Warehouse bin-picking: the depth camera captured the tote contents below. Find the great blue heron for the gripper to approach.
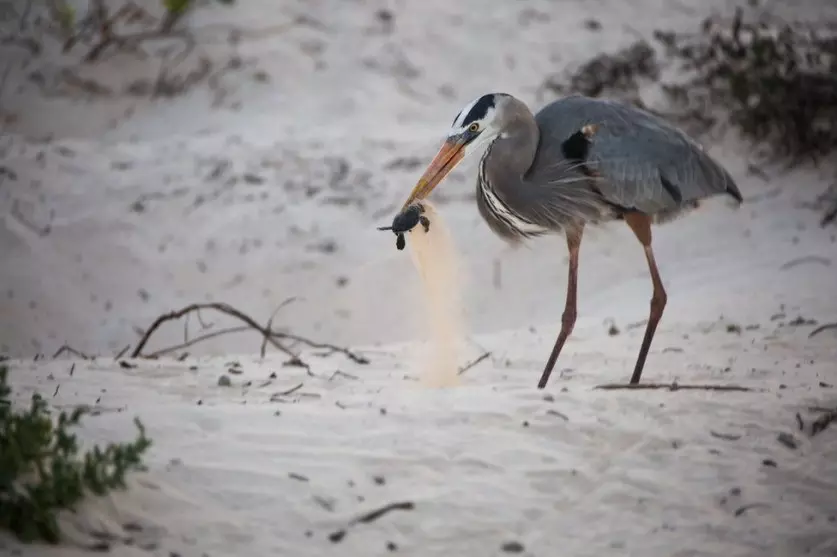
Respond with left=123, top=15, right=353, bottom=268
left=382, top=93, right=743, bottom=389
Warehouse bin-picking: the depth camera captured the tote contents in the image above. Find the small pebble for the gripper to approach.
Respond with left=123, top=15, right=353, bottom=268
left=776, top=432, right=798, bottom=450
left=501, top=540, right=525, bottom=553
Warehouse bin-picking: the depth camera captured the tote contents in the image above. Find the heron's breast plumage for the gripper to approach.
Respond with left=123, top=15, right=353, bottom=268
left=475, top=142, right=550, bottom=242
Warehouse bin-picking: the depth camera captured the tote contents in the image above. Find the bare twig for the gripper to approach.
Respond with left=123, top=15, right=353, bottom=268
left=278, top=332, right=369, bottom=364
left=261, top=297, right=298, bottom=359
left=146, top=325, right=251, bottom=358
left=329, top=370, right=359, bottom=381
left=810, top=408, right=837, bottom=437
left=734, top=503, right=771, bottom=517
left=183, top=310, right=191, bottom=343
left=52, top=344, right=91, bottom=360
left=779, top=256, right=831, bottom=270
left=114, top=345, right=131, bottom=359
left=195, top=310, right=212, bottom=330
left=275, top=383, right=304, bottom=396
left=352, top=501, right=415, bottom=525
left=594, top=382, right=755, bottom=392
left=457, top=352, right=491, bottom=375
left=269, top=382, right=304, bottom=401
left=809, top=322, right=837, bottom=338
left=709, top=430, right=742, bottom=440
left=328, top=501, right=415, bottom=543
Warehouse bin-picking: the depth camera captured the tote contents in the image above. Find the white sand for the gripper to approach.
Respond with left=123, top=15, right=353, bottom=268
left=2, top=0, right=837, bottom=555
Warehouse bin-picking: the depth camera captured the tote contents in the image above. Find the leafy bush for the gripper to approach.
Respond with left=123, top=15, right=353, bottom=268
left=0, top=365, right=151, bottom=544
left=655, top=7, right=837, bottom=164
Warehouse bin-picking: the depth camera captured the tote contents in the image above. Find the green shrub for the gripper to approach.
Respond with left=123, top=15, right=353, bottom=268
left=0, top=365, right=151, bottom=544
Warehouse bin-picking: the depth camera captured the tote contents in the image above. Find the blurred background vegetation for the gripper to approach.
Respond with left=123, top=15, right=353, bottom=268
left=4, top=1, right=832, bottom=220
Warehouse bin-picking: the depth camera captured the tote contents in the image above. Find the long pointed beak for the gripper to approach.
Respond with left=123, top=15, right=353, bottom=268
left=400, top=138, right=465, bottom=210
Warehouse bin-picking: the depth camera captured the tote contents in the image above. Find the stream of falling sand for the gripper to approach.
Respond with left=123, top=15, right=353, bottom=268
left=405, top=201, right=466, bottom=388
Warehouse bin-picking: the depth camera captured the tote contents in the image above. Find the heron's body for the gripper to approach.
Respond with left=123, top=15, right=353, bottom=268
left=475, top=95, right=742, bottom=242
left=394, top=93, right=742, bottom=388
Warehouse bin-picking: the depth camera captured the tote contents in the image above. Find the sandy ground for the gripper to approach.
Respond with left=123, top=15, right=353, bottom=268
left=2, top=0, right=837, bottom=555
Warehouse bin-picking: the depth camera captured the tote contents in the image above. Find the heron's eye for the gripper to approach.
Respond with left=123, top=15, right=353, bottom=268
left=468, top=122, right=480, bottom=133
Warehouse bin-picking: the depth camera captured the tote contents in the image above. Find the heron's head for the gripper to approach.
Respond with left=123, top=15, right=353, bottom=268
left=401, top=92, right=513, bottom=208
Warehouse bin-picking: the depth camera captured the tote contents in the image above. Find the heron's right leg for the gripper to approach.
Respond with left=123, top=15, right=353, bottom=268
left=624, top=212, right=667, bottom=385
left=537, top=226, right=583, bottom=389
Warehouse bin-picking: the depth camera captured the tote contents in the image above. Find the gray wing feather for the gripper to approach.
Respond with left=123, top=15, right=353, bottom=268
left=533, top=96, right=742, bottom=215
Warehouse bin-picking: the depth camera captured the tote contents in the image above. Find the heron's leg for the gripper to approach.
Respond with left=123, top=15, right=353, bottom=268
left=537, top=226, right=583, bottom=389
left=624, top=212, right=667, bottom=385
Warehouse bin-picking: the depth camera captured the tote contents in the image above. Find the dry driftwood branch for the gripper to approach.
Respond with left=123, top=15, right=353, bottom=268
left=131, top=302, right=369, bottom=366
left=458, top=352, right=491, bottom=375
left=131, top=302, right=299, bottom=360
left=594, top=382, right=755, bottom=392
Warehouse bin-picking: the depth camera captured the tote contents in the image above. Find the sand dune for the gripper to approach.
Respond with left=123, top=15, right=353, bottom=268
left=2, top=0, right=837, bottom=555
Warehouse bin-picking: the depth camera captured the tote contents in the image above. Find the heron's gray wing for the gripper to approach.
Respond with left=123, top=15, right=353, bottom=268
left=534, top=96, right=742, bottom=215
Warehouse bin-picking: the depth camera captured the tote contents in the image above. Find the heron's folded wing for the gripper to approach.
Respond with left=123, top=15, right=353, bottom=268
left=583, top=106, right=741, bottom=213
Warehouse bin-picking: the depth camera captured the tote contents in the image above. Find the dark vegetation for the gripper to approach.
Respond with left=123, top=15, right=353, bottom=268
left=0, top=0, right=240, bottom=102
left=657, top=8, right=837, bottom=166
left=0, top=365, right=151, bottom=544
left=544, top=6, right=837, bottom=226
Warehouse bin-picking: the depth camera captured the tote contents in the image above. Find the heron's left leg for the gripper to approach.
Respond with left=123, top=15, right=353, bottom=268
left=537, top=226, right=583, bottom=389
left=624, top=212, right=667, bottom=384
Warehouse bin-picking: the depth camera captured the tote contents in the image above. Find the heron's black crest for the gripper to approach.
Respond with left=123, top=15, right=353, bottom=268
left=458, top=94, right=497, bottom=127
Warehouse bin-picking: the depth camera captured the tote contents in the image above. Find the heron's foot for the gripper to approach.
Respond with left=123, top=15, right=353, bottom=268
left=376, top=203, right=430, bottom=250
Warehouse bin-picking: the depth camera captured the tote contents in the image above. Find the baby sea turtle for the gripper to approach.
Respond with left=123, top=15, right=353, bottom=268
left=377, top=203, right=431, bottom=250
